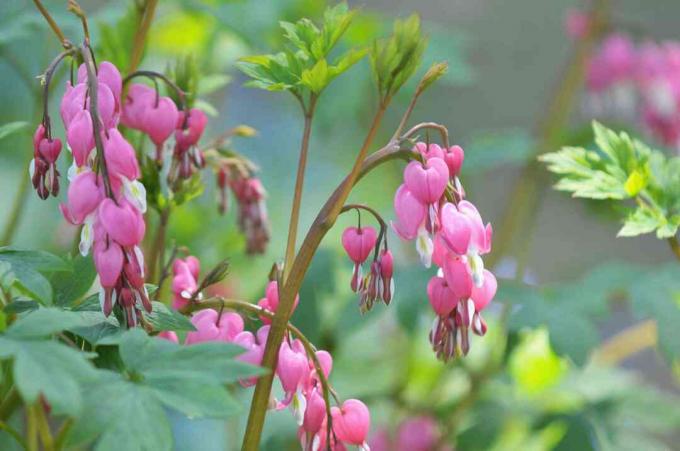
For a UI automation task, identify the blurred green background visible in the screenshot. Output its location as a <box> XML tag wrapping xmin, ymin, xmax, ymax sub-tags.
<box><xmin>1</xmin><ymin>0</ymin><xmax>679</xmax><ymax>450</ymax></box>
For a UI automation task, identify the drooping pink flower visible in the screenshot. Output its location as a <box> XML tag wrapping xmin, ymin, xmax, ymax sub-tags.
<box><xmin>379</xmin><ymin>249</ymin><xmax>394</xmax><ymax>303</ymax></box>
<box><xmin>98</xmin><ymin>198</ymin><xmax>145</xmax><ymax>247</ymax></box>
<box><xmin>185</xmin><ymin>309</ymin><xmax>245</xmax><ymax>345</ymax></box>
<box><xmin>471</xmin><ymin>269</ymin><xmax>497</xmax><ymax>312</ymax></box>
<box><xmin>121</xmin><ymin>83</ymin><xmax>155</xmax><ymax>129</ymax></box>
<box><xmin>103</xmin><ymin>128</ymin><xmax>140</xmax><ymax>181</ymax></box>
<box><xmin>158</xmin><ymin>331</ymin><xmax>179</xmax><ymax>343</ymax></box>
<box><xmin>78</xmin><ymin>61</ymin><xmax>122</xmax><ymax>104</ymax></box>
<box><xmin>342</xmin><ymin>226</ymin><xmax>378</xmax><ymax>292</ymax></box>
<box><xmin>62</xmin><ymin>171</ymin><xmax>102</xmax><ymax>224</ymax></box>
<box><xmin>331</xmin><ymin>399</ymin><xmax>371</xmax><ymax>448</ymax></box>
<box><xmin>175</xmin><ymin>108</ymin><xmax>208</xmax><ymax>151</ymax></box>
<box><xmin>396</xmin><ymin>416</ymin><xmax>440</xmax><ymax>451</ymax></box>
<box><xmin>427</xmin><ymin>275</ymin><xmax>458</xmax><ymax>317</ymax></box>
<box><xmin>67</xmin><ymin>110</ymin><xmax>95</xmax><ymax>167</ymax></box>
<box><xmin>93</xmin><ymin>241</ymin><xmax>124</xmax><ymax>288</ymax></box>
<box><xmin>277</xmin><ymin>339</ymin><xmax>310</xmax><ymax>415</ymax></box>
<box><xmin>142</xmin><ymin>96</ymin><xmax>179</xmax><ymax>148</ymax></box>
<box><xmin>392</xmin><ymin>184</ymin><xmax>427</xmax><ymax>240</ymax></box>
<box><xmin>442</xmin><ymin>257</ymin><xmax>473</xmax><ymax>301</ymax></box>
<box><xmin>302</xmin><ymin>387</ymin><xmax>326</xmax><ymax>434</ymax></box>
<box><xmin>403</xmin><ymin>158</ymin><xmax>449</xmax><ymax>205</ymax></box>
<box><xmin>257</xmin><ymin>280</ymin><xmax>300</xmax><ymax>324</ymax></box>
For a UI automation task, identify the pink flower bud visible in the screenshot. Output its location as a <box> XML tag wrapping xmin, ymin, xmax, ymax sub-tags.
<box><xmin>331</xmin><ymin>399</ymin><xmax>371</xmax><ymax>446</ymax></box>
<box><xmin>185</xmin><ymin>309</ymin><xmax>245</xmax><ymax>344</ymax></box>
<box><xmin>258</xmin><ymin>281</ymin><xmax>300</xmax><ymax>324</ymax></box>
<box><xmin>414</xmin><ymin>142</ymin><xmax>445</xmax><ymax>160</ymax></box>
<box><xmin>99</xmin><ymin>198</ymin><xmax>145</xmax><ymax>247</ymax></box>
<box><xmin>445</xmin><ymin>145</ymin><xmax>465</xmax><ymax>177</ymax></box>
<box><xmin>33</xmin><ymin>124</ymin><xmax>45</xmax><ymax>154</ymax></box>
<box><xmin>93</xmin><ymin>241</ymin><xmax>124</xmax><ymax>288</ymax></box>
<box><xmin>471</xmin><ymin>269</ymin><xmax>497</xmax><ymax>311</ymax></box>
<box><xmin>302</xmin><ymin>388</ymin><xmax>326</xmax><ymax>433</ymax></box>
<box><xmin>38</xmin><ymin>138</ymin><xmax>62</xmax><ymax>164</ymax></box>
<box><xmin>78</xmin><ymin>61</ymin><xmax>122</xmax><ymax>103</ymax></box>
<box><xmin>443</xmin><ymin>257</ymin><xmax>473</xmax><ymax>300</ymax></box>
<box><xmin>121</xmin><ymin>84</ymin><xmax>155</xmax><ymax>129</ymax></box>
<box><xmin>341</xmin><ymin>227</ymin><xmax>377</xmax><ymax>264</ymax></box>
<box><xmin>392</xmin><ymin>184</ymin><xmax>427</xmax><ymax>240</ymax></box>
<box><xmin>67</xmin><ymin>110</ymin><xmax>95</xmax><ymax>167</ymax></box>
<box><xmin>379</xmin><ymin>249</ymin><xmax>394</xmax><ymax>303</ymax></box>
<box><xmin>103</xmin><ymin>128</ymin><xmax>140</xmax><ymax>180</ymax></box>
<box><xmin>396</xmin><ymin>416</ymin><xmax>439</xmax><ymax>451</ymax></box>
<box><xmin>175</xmin><ymin>108</ymin><xmax>208</xmax><ymax>150</ymax></box>
<box><xmin>142</xmin><ymin>96</ymin><xmax>179</xmax><ymax>146</ymax></box>
<box><xmin>439</xmin><ymin>203</ymin><xmax>472</xmax><ymax>255</ymax></box>
<box><xmin>277</xmin><ymin>340</ymin><xmax>309</xmax><ymax>395</ymax></box>
<box><xmin>403</xmin><ymin>157</ymin><xmax>449</xmax><ymax>205</ymax></box>
<box><xmin>427</xmin><ymin>276</ymin><xmax>458</xmax><ymax>317</ymax></box>
<box><xmin>63</xmin><ymin>171</ymin><xmax>102</xmax><ymax>224</ymax></box>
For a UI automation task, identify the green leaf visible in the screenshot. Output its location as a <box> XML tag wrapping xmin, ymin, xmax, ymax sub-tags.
<box><xmin>0</xmin><ymin>248</ymin><xmax>69</xmax><ymax>304</ymax></box>
<box><xmin>300</xmin><ymin>58</ymin><xmax>329</xmax><ymax>93</ymax></box>
<box><xmin>617</xmin><ymin>207</ymin><xmax>661</xmax><ymax>237</ymax></box>
<box><xmin>50</xmin><ymin>255</ymin><xmax>96</xmax><ymax>307</ymax></box>
<box><xmin>143</xmin><ymin>302</ymin><xmax>196</xmax><ymax>332</ymax></box>
<box><xmin>68</xmin><ymin>329</ymin><xmax>264</xmax><ymax>450</ymax></box>
<box><xmin>7</xmin><ymin>308</ymin><xmax>102</xmax><ymax>338</ymax></box>
<box><xmin>0</xmin><ymin>337</ymin><xmax>95</xmax><ymax>416</ymax></box>
<box><xmin>0</xmin><ymin>121</ymin><xmax>28</xmax><ymax>141</ymax></box>
<box><xmin>0</xmin><ymin>248</ymin><xmax>69</xmax><ymax>272</ymax></box>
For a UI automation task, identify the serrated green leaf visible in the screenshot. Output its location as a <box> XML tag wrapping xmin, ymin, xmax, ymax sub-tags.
<box><xmin>50</xmin><ymin>255</ymin><xmax>96</xmax><ymax>307</ymax></box>
<box><xmin>617</xmin><ymin>207</ymin><xmax>660</xmax><ymax>237</ymax></box>
<box><xmin>0</xmin><ymin>337</ymin><xmax>95</xmax><ymax>416</ymax></box>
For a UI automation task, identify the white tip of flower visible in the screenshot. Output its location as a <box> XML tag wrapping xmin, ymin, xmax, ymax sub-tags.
<box><xmin>28</xmin><ymin>159</ymin><xmax>35</xmax><ymax>178</ymax></box>
<box><xmin>390</xmin><ymin>277</ymin><xmax>395</xmax><ymax>299</ymax></box>
<box><xmin>79</xmin><ymin>221</ymin><xmax>94</xmax><ymax>256</ymax></box>
<box><xmin>466</xmin><ymin>298</ymin><xmax>476</xmax><ymax>326</ymax></box>
<box><xmin>437</xmin><ymin>267</ymin><xmax>444</xmax><ymax>278</ymax></box>
<box><xmin>98</xmin><ymin>289</ymin><xmax>106</xmax><ymax>312</ymax></box>
<box><xmin>469</xmin><ymin>253</ymin><xmax>485</xmax><ymax>287</ymax></box>
<box><xmin>67</xmin><ymin>161</ymin><xmax>82</xmax><ymax>182</ymax></box>
<box><xmin>311</xmin><ymin>435</ymin><xmax>321</xmax><ymax>451</ymax></box>
<box><xmin>360</xmin><ymin>442</ymin><xmax>371</xmax><ymax>451</ymax></box>
<box><xmin>291</xmin><ymin>390</ymin><xmax>307</xmax><ymax>426</ymax></box>
<box><xmin>122</xmin><ymin>177</ymin><xmax>147</xmax><ymax>213</ymax></box>
<box><xmin>416</xmin><ymin>227</ymin><xmax>433</xmax><ymax>268</ymax></box>
<box><xmin>180</xmin><ymin>290</ymin><xmax>193</xmax><ymax>300</ymax></box>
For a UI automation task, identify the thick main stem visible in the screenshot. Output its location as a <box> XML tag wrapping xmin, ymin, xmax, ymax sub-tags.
<box><xmin>241</xmin><ymin>105</ymin><xmax>388</xmax><ymax>450</ymax></box>
<box><xmin>283</xmin><ymin>106</ymin><xmax>316</xmax><ymax>281</ymax></box>
<box><xmin>127</xmin><ymin>0</ymin><xmax>159</xmax><ymax>75</ymax></box>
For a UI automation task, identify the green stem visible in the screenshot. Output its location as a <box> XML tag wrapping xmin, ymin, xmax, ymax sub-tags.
<box><xmin>127</xmin><ymin>0</ymin><xmax>159</xmax><ymax>75</ymax></box>
<box><xmin>283</xmin><ymin>100</ymin><xmax>317</xmax><ymax>281</ymax></box>
<box><xmin>148</xmin><ymin>208</ymin><xmax>170</xmax><ymax>283</ymax></box>
<box><xmin>0</xmin><ymin>389</ymin><xmax>20</xmax><ymax>421</ymax></box>
<box><xmin>26</xmin><ymin>405</ymin><xmax>37</xmax><ymax>451</ymax></box>
<box><xmin>34</xmin><ymin>403</ymin><xmax>53</xmax><ymax>451</ymax></box>
<box><xmin>0</xmin><ymin>420</ymin><xmax>27</xmax><ymax>450</ymax></box>
<box><xmin>54</xmin><ymin>419</ymin><xmax>73</xmax><ymax>451</ymax></box>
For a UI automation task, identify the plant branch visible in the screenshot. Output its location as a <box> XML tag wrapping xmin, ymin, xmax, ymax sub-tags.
<box><xmin>54</xmin><ymin>419</ymin><xmax>73</xmax><ymax>451</ymax></box>
<box><xmin>34</xmin><ymin>403</ymin><xmax>54</xmax><ymax>451</ymax></box>
<box><xmin>0</xmin><ymin>389</ymin><xmax>20</xmax><ymax>421</ymax></box>
<box><xmin>0</xmin><ymin>420</ymin><xmax>27</xmax><ymax>450</ymax></box>
<box><xmin>80</xmin><ymin>45</ymin><xmax>115</xmax><ymax>199</ymax></box>
<box><xmin>148</xmin><ymin>207</ymin><xmax>170</xmax><ymax>284</ymax></box>
<box><xmin>283</xmin><ymin>100</ymin><xmax>317</xmax><ymax>281</ymax></box>
<box><xmin>127</xmin><ymin>0</ymin><xmax>159</xmax><ymax>75</ymax></box>
<box><xmin>32</xmin><ymin>0</ymin><xmax>72</xmax><ymax>49</ymax></box>
<box><xmin>123</xmin><ymin>71</ymin><xmax>187</xmax><ymax>111</ymax></box>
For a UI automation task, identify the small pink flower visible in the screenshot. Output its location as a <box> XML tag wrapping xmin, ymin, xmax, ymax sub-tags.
<box><xmin>175</xmin><ymin>108</ymin><xmax>208</xmax><ymax>151</ymax></box>
<box><xmin>444</xmin><ymin>145</ymin><xmax>465</xmax><ymax>177</ymax></box>
<box><xmin>471</xmin><ymin>269</ymin><xmax>497</xmax><ymax>312</ymax></box>
<box><xmin>331</xmin><ymin>399</ymin><xmax>371</xmax><ymax>448</ymax></box>
<box><xmin>342</xmin><ymin>226</ymin><xmax>378</xmax><ymax>292</ymax></box>
<box><xmin>67</xmin><ymin>110</ymin><xmax>95</xmax><ymax>167</ymax></box>
<box><xmin>185</xmin><ymin>309</ymin><xmax>245</xmax><ymax>345</ymax></box>
<box><xmin>414</xmin><ymin>142</ymin><xmax>445</xmax><ymax>160</ymax></box>
<box><xmin>38</xmin><ymin>137</ymin><xmax>62</xmax><ymax>164</ymax></box>
<box><xmin>121</xmin><ymin>84</ymin><xmax>155</xmax><ymax>129</ymax></box>
<box><xmin>99</xmin><ymin>198</ymin><xmax>145</xmax><ymax>247</ymax></box>
<box><xmin>62</xmin><ymin>171</ymin><xmax>102</xmax><ymax>224</ymax></box>
<box><xmin>396</xmin><ymin>416</ymin><xmax>439</xmax><ymax>451</ymax></box>
<box><xmin>93</xmin><ymin>241</ymin><xmax>124</xmax><ymax>289</ymax></box>
<box><xmin>403</xmin><ymin>157</ymin><xmax>449</xmax><ymax>205</ymax></box>
<box><xmin>103</xmin><ymin>128</ymin><xmax>140</xmax><ymax>181</ymax></box>
<box><xmin>442</xmin><ymin>257</ymin><xmax>473</xmax><ymax>301</ymax></box>
<box><xmin>233</xmin><ymin>330</ymin><xmax>264</xmax><ymax>387</ymax></box>
<box><xmin>439</xmin><ymin>203</ymin><xmax>472</xmax><ymax>255</ymax></box>
<box><xmin>427</xmin><ymin>275</ymin><xmax>458</xmax><ymax>317</ymax></box>
<box><xmin>302</xmin><ymin>388</ymin><xmax>326</xmax><ymax>434</ymax></box>
<box><xmin>142</xmin><ymin>96</ymin><xmax>179</xmax><ymax>147</ymax></box>
<box><xmin>379</xmin><ymin>249</ymin><xmax>394</xmax><ymax>303</ymax></box>
<box><xmin>391</xmin><ymin>184</ymin><xmax>427</xmax><ymax>240</ymax></box>
<box><xmin>78</xmin><ymin>61</ymin><xmax>122</xmax><ymax>103</ymax></box>
<box><xmin>564</xmin><ymin>9</ymin><xmax>590</xmax><ymax>40</ymax></box>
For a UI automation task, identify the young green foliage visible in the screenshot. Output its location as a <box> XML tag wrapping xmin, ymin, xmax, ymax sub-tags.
<box><xmin>540</xmin><ymin>122</ymin><xmax>680</xmax><ymax>239</ymax></box>
<box><xmin>369</xmin><ymin>14</ymin><xmax>427</xmax><ymax>103</ymax></box>
<box><xmin>237</xmin><ymin>3</ymin><xmax>365</xmax><ymax>111</ymax></box>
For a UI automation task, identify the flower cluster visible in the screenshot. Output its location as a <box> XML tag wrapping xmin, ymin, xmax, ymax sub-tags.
<box><xmin>581</xmin><ymin>29</ymin><xmax>680</xmax><ymax>149</ymax></box>
<box><xmin>342</xmin><ymin>224</ymin><xmax>394</xmax><ymax>313</ymax></box>
<box><xmin>122</xmin><ymin>83</ymin><xmax>207</xmax><ymax>181</ymax></box>
<box><xmin>32</xmin><ymin>59</ymin><xmax>150</xmax><ymax>325</ymax></box>
<box><xmin>165</xmin><ymin>257</ymin><xmax>371</xmax><ymax>450</ymax></box>
<box><xmin>219</xmin><ymin>170</ymin><xmax>271</xmax><ymax>254</ymax></box>
<box><xmin>171</xmin><ymin>256</ymin><xmax>202</xmax><ymax>310</ymax></box>
<box><xmin>391</xmin><ymin>142</ymin><xmax>497</xmax><ymax>361</ymax></box>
